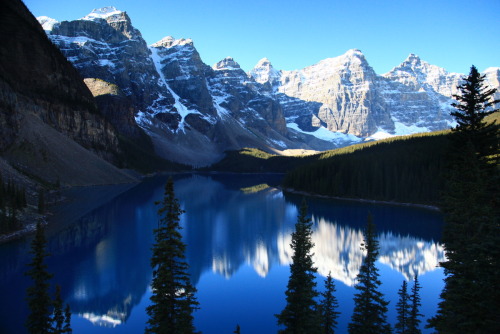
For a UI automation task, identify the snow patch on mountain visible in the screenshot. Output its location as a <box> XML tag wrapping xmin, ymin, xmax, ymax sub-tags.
<box><xmin>366</xmin><ymin>123</ymin><xmax>432</xmax><ymax>141</ymax></box>
<box><xmin>81</xmin><ymin>7</ymin><xmax>124</xmax><ymax>21</ymax></box>
<box><xmin>151</xmin><ymin>36</ymin><xmax>194</xmax><ymax>48</ymax></box>
<box><xmin>249</xmin><ymin>58</ymin><xmax>281</xmax><ymax>86</ymax></box>
<box><xmin>287</xmin><ymin>122</ymin><xmax>361</xmax><ymax>145</ymax></box>
<box><xmin>149</xmin><ymin>47</ymin><xmax>207</xmax><ymax>132</ymax></box>
<box><xmin>36</xmin><ymin>16</ymin><xmax>58</xmax><ymax>31</ymax></box>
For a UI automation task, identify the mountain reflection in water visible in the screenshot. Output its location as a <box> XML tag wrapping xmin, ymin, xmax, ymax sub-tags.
<box><xmin>0</xmin><ymin>173</ymin><xmax>444</xmax><ymax>334</ymax></box>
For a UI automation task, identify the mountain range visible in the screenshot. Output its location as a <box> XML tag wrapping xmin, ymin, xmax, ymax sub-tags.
<box><xmin>36</xmin><ymin>6</ymin><xmax>499</xmax><ymax>167</ymax></box>
<box><xmin>1</xmin><ymin>1</ymin><xmax>499</xmax><ymax>188</ymax></box>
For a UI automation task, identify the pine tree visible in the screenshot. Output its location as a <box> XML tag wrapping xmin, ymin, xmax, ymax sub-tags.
<box><xmin>63</xmin><ymin>304</ymin><xmax>72</xmax><ymax>334</ymax></box>
<box><xmin>450</xmin><ymin>65</ymin><xmax>499</xmax><ymax>161</ymax></box>
<box><xmin>348</xmin><ymin>215</ymin><xmax>392</xmax><ymax>334</ymax></box>
<box><xmin>408</xmin><ymin>276</ymin><xmax>422</xmax><ymax>334</ymax></box>
<box><xmin>276</xmin><ymin>199</ymin><xmax>320</xmax><ymax>334</ymax></box>
<box><xmin>25</xmin><ymin>222</ymin><xmax>53</xmax><ymax>334</ymax></box>
<box><xmin>52</xmin><ymin>285</ymin><xmax>65</xmax><ymax>334</ymax></box>
<box><xmin>318</xmin><ymin>271</ymin><xmax>340</xmax><ymax>334</ymax></box>
<box><xmin>428</xmin><ymin>65</ymin><xmax>500</xmax><ymax>333</ymax></box>
<box><xmin>145</xmin><ymin>178</ymin><xmax>199</xmax><ymax>334</ymax></box>
<box><xmin>395</xmin><ymin>280</ymin><xmax>410</xmax><ymax>334</ymax></box>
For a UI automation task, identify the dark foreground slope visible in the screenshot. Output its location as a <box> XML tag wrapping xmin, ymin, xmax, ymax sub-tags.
<box><xmin>0</xmin><ymin>0</ymin><xmax>138</xmax><ymax>187</ymax></box>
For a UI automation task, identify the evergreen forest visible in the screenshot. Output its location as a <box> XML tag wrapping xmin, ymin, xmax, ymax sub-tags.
<box><xmin>282</xmin><ymin>132</ymin><xmax>450</xmax><ymax>205</ymax></box>
<box><xmin>0</xmin><ymin>173</ymin><xmax>27</xmax><ymax>234</ymax></box>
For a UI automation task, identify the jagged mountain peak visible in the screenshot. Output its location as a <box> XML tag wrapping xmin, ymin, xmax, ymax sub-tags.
<box><xmin>405</xmin><ymin>53</ymin><xmax>421</xmax><ymax>62</ymax></box>
<box><xmin>78</xmin><ymin>6</ymin><xmax>142</xmax><ymax>41</ymax></box>
<box><xmin>256</xmin><ymin>57</ymin><xmax>272</xmax><ymax>66</ymax></box>
<box><xmin>483</xmin><ymin>67</ymin><xmax>500</xmax><ymax>88</ymax></box>
<box><xmin>249</xmin><ymin>57</ymin><xmax>281</xmax><ymax>85</ymax></box>
<box><xmin>299</xmin><ymin>48</ymin><xmax>373</xmax><ymax>78</ymax></box>
<box><xmin>213</xmin><ymin>57</ymin><xmax>241</xmax><ymax>71</ymax></box>
<box><xmin>81</xmin><ymin>7</ymin><xmax>125</xmax><ymax>21</ymax></box>
<box><xmin>344</xmin><ymin>48</ymin><xmax>364</xmax><ymax>57</ymax></box>
<box><xmin>151</xmin><ymin>36</ymin><xmax>194</xmax><ymax>48</ymax></box>
<box><xmin>484</xmin><ymin>66</ymin><xmax>500</xmax><ymax>72</ymax></box>
<box><xmin>389</xmin><ymin>53</ymin><xmax>450</xmax><ymax>77</ymax></box>
<box><xmin>36</xmin><ymin>16</ymin><xmax>58</xmax><ymax>31</ymax></box>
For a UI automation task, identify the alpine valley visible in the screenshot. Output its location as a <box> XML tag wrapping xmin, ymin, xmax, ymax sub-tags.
<box><xmin>36</xmin><ymin>7</ymin><xmax>500</xmax><ymax>165</ymax></box>
<box><xmin>1</xmin><ymin>2</ymin><xmax>499</xmax><ymax>182</ymax></box>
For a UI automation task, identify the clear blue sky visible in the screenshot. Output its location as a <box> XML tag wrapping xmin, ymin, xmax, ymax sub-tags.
<box><xmin>24</xmin><ymin>0</ymin><xmax>499</xmax><ymax>74</ymax></box>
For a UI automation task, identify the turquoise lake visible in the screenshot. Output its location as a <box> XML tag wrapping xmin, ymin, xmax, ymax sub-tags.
<box><xmin>0</xmin><ymin>173</ymin><xmax>445</xmax><ymax>333</ymax></box>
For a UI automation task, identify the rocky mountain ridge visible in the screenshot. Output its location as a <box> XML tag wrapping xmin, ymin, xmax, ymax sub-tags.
<box><xmin>38</xmin><ymin>6</ymin><xmax>500</xmax><ymax>165</ymax></box>
<box><xmin>0</xmin><ymin>0</ymin><xmax>136</xmax><ymax>187</ymax></box>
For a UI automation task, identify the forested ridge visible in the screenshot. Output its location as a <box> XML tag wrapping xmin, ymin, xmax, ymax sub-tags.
<box><xmin>283</xmin><ymin>131</ymin><xmax>451</xmax><ymax>205</ymax></box>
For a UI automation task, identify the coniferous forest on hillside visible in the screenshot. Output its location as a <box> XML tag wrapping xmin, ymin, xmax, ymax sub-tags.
<box><xmin>282</xmin><ymin>132</ymin><xmax>450</xmax><ymax>205</ymax></box>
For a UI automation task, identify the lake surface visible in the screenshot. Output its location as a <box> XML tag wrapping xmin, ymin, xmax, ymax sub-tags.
<box><xmin>0</xmin><ymin>173</ymin><xmax>445</xmax><ymax>333</ymax></box>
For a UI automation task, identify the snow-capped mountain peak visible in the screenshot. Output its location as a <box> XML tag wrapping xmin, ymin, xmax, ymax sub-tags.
<box><xmin>249</xmin><ymin>57</ymin><xmax>281</xmax><ymax>85</ymax></box>
<box><xmin>81</xmin><ymin>7</ymin><xmax>124</xmax><ymax>21</ymax></box>
<box><xmin>36</xmin><ymin>16</ymin><xmax>59</xmax><ymax>31</ymax></box>
<box><xmin>39</xmin><ymin>6</ymin><xmax>499</xmax><ymax>166</ymax></box>
<box><xmin>151</xmin><ymin>36</ymin><xmax>194</xmax><ymax>48</ymax></box>
<box><xmin>484</xmin><ymin>67</ymin><xmax>500</xmax><ymax>85</ymax></box>
<box><xmin>344</xmin><ymin>48</ymin><xmax>364</xmax><ymax>57</ymax></box>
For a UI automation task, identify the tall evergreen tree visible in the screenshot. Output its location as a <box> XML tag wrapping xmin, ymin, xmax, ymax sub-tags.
<box><xmin>348</xmin><ymin>215</ymin><xmax>392</xmax><ymax>334</ymax></box>
<box><xmin>408</xmin><ymin>275</ymin><xmax>422</xmax><ymax>334</ymax></box>
<box><xmin>450</xmin><ymin>65</ymin><xmax>499</xmax><ymax>161</ymax></box>
<box><xmin>146</xmin><ymin>178</ymin><xmax>199</xmax><ymax>334</ymax></box>
<box><xmin>318</xmin><ymin>271</ymin><xmax>340</xmax><ymax>334</ymax></box>
<box><xmin>63</xmin><ymin>304</ymin><xmax>72</xmax><ymax>334</ymax></box>
<box><xmin>52</xmin><ymin>285</ymin><xmax>65</xmax><ymax>334</ymax></box>
<box><xmin>276</xmin><ymin>199</ymin><xmax>320</xmax><ymax>334</ymax></box>
<box><xmin>395</xmin><ymin>280</ymin><xmax>410</xmax><ymax>334</ymax></box>
<box><xmin>25</xmin><ymin>222</ymin><xmax>53</xmax><ymax>334</ymax></box>
<box><xmin>428</xmin><ymin>65</ymin><xmax>500</xmax><ymax>333</ymax></box>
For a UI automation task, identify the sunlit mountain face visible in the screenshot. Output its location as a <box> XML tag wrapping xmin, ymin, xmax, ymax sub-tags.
<box><xmin>0</xmin><ymin>174</ymin><xmax>444</xmax><ymax>333</ymax></box>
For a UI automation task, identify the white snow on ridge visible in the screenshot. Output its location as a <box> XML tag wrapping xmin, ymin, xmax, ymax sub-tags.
<box><xmin>366</xmin><ymin>122</ymin><xmax>431</xmax><ymax>141</ymax></box>
<box><xmin>81</xmin><ymin>7</ymin><xmax>123</xmax><ymax>21</ymax></box>
<box><xmin>98</xmin><ymin>59</ymin><xmax>115</xmax><ymax>68</ymax></box>
<box><xmin>148</xmin><ymin>47</ymin><xmax>206</xmax><ymax>132</ymax></box>
<box><xmin>287</xmin><ymin>122</ymin><xmax>361</xmax><ymax>144</ymax></box>
<box><xmin>150</xmin><ymin>36</ymin><xmax>193</xmax><ymax>48</ymax></box>
<box><xmin>37</xmin><ymin>16</ymin><xmax>58</xmax><ymax>31</ymax></box>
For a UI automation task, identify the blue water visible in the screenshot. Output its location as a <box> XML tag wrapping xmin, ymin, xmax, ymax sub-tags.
<box><xmin>0</xmin><ymin>173</ymin><xmax>445</xmax><ymax>333</ymax></box>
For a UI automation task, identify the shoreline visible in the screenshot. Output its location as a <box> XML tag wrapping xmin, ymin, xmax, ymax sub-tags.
<box><xmin>0</xmin><ymin>181</ymin><xmax>139</xmax><ymax>244</ymax></box>
<box><xmin>281</xmin><ymin>187</ymin><xmax>441</xmax><ymax>211</ymax></box>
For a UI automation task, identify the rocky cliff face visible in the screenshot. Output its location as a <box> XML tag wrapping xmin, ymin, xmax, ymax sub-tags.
<box><xmin>42</xmin><ymin>8</ymin><xmax>314</xmax><ymax>165</ymax></box>
<box><xmin>0</xmin><ymin>0</ymin><xmax>134</xmax><ymax>186</ymax></box>
<box><xmin>36</xmin><ymin>6</ymin><xmax>500</xmax><ymax>166</ymax></box>
<box><xmin>250</xmin><ymin>51</ymin><xmax>500</xmax><ymax>138</ymax></box>
<box><xmin>276</xmin><ymin>49</ymin><xmax>393</xmax><ymax>136</ymax></box>
<box><xmin>380</xmin><ymin>54</ymin><xmax>462</xmax><ymax>131</ymax></box>
<box><xmin>46</xmin><ymin>8</ymin><xmax>176</xmax><ymax>118</ymax></box>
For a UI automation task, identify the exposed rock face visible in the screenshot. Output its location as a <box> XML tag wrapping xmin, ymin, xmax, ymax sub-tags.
<box><xmin>276</xmin><ymin>49</ymin><xmax>393</xmax><ymax>136</ymax></box>
<box><xmin>0</xmin><ymin>0</ymin><xmax>134</xmax><ymax>185</ymax></box>
<box><xmin>83</xmin><ymin>78</ymin><xmax>142</xmax><ymax>139</ymax></box>
<box><xmin>483</xmin><ymin>67</ymin><xmax>500</xmax><ymax>107</ymax></box>
<box><xmin>42</xmin><ymin>8</ymin><xmax>309</xmax><ymax>165</ymax></box>
<box><xmin>250</xmin><ymin>51</ymin><xmax>500</xmax><ymax>137</ymax></box>
<box><xmin>380</xmin><ymin>54</ymin><xmax>462</xmax><ymax>130</ymax></box>
<box><xmin>36</xmin><ymin>6</ymin><xmax>500</xmax><ymax>165</ymax></box>
<box><xmin>47</xmin><ymin>7</ymin><xmax>176</xmax><ymax>118</ymax></box>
